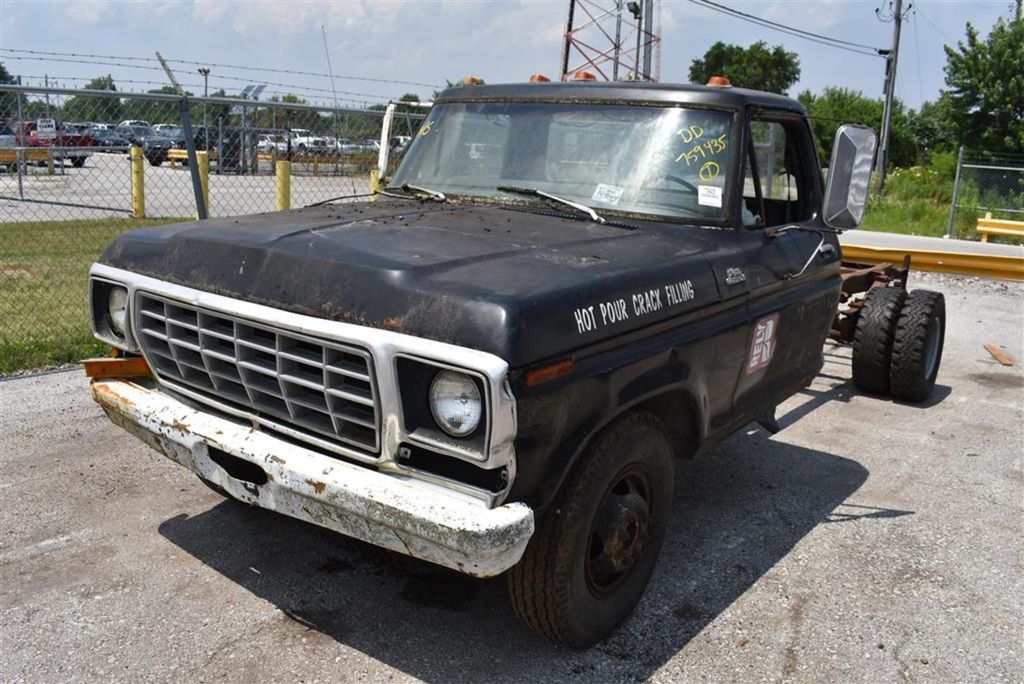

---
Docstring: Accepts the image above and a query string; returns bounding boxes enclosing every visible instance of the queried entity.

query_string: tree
[907,99,955,161]
[941,16,1024,154]
[798,87,916,167]
[62,74,122,124]
[1,61,17,121]
[689,41,800,94]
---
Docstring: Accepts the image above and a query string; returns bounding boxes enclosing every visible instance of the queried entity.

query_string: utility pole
[876,0,909,192]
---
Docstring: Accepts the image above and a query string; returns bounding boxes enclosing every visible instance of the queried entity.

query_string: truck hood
[100,201,731,367]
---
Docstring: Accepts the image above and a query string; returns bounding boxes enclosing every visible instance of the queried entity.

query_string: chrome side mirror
[822,124,877,229]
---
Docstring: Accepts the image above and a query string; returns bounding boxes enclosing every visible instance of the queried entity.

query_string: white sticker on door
[697,185,723,208]
[592,183,624,205]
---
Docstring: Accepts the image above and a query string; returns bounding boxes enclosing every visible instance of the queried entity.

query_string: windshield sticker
[698,185,723,208]
[572,280,696,335]
[591,183,624,205]
[746,313,780,374]
[416,121,435,137]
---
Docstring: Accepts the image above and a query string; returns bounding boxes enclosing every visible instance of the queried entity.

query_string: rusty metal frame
[829,255,910,343]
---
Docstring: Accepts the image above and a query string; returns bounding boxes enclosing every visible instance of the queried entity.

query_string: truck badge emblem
[746,313,779,374]
[725,267,746,285]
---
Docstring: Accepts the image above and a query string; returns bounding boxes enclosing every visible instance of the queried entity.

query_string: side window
[742,119,813,228]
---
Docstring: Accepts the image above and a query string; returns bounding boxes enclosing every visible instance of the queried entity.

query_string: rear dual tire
[852,287,945,402]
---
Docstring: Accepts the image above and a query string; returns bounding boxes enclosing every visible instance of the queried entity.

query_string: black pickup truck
[87,79,945,648]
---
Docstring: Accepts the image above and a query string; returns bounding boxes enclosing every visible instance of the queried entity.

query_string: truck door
[732,110,842,419]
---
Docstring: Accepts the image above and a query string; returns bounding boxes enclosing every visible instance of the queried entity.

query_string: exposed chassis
[830,256,911,343]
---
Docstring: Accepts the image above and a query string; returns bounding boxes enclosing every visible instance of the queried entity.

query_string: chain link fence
[1,84,424,373]
[946,147,1024,240]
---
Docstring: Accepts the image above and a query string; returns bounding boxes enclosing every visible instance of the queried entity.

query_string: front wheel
[508,412,674,648]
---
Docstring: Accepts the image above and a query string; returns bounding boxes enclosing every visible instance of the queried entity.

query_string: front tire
[508,412,674,648]
[890,290,946,402]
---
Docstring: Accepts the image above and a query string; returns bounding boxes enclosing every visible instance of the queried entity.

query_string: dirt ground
[1,272,1021,683]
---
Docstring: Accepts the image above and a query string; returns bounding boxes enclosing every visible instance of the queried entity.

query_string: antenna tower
[559,0,661,82]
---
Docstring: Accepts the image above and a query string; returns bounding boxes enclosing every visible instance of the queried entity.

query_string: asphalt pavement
[1,271,1021,683]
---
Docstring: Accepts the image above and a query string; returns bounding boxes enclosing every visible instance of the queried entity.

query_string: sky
[0,0,1016,111]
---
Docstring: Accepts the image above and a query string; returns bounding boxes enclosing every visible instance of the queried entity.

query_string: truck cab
[88,78,935,648]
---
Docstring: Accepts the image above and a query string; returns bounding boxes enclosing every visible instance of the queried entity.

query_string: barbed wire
[0,53,412,103]
[10,75,376,108]
[0,47,441,89]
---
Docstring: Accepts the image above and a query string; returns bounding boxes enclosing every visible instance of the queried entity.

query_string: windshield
[392,102,735,222]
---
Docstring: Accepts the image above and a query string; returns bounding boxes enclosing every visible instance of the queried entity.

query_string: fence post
[945,145,965,239]
[197,151,210,218]
[131,146,146,218]
[276,160,291,211]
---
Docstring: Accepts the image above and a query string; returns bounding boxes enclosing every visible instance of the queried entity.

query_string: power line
[686,0,885,57]
[914,6,956,43]
[0,47,440,89]
[911,9,925,105]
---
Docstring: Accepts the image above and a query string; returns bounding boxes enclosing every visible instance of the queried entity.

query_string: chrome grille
[135,293,380,454]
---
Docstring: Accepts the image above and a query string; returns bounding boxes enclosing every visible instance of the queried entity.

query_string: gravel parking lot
[1,272,1021,683]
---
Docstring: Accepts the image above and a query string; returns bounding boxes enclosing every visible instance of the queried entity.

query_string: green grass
[1,217,188,374]
[860,163,1024,242]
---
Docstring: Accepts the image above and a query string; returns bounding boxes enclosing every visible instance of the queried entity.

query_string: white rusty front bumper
[92,379,534,577]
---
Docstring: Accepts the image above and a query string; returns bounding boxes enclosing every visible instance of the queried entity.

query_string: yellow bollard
[276,160,291,211]
[369,169,383,202]
[197,151,210,219]
[130,146,145,218]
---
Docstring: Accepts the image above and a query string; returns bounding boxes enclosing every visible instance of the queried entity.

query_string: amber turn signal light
[524,359,574,388]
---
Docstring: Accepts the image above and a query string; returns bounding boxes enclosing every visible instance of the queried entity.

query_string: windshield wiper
[496,185,605,224]
[383,183,447,202]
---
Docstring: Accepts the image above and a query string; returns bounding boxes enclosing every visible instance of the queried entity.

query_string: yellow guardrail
[841,243,1024,281]
[976,212,1024,243]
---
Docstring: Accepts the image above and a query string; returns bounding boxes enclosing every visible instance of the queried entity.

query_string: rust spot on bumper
[305,479,327,495]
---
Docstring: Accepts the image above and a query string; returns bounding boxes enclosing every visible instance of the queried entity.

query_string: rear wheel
[508,412,674,648]
[890,290,946,402]
[852,286,907,395]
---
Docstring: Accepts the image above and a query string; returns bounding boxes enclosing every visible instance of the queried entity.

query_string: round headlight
[107,287,128,336]
[429,370,482,437]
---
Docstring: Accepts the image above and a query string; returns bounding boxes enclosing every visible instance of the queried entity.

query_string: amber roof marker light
[529,74,552,83]
[572,70,598,81]
[460,76,486,85]
[707,76,733,87]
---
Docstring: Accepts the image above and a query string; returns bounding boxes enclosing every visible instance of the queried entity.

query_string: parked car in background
[88,128,131,151]
[118,120,151,128]
[358,138,380,153]
[115,124,174,166]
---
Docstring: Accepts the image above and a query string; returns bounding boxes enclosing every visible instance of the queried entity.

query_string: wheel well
[629,389,702,459]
